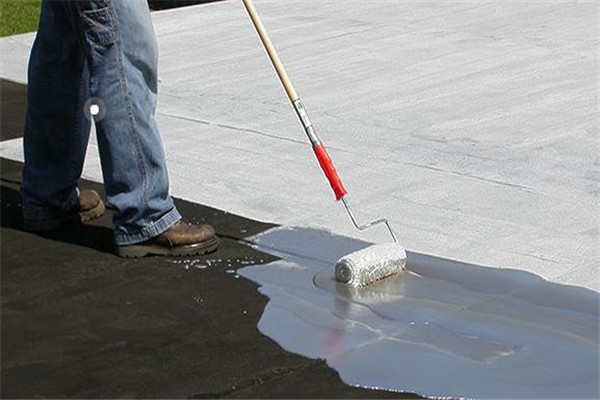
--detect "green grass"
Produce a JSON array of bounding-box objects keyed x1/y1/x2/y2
[
  {"x1": 0, "y1": 0, "x2": 219, "y2": 37},
  {"x1": 0, "y1": 0, "x2": 41, "y2": 37}
]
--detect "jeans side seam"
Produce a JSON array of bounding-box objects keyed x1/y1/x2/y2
[
  {"x1": 106, "y1": 0, "x2": 150, "y2": 219},
  {"x1": 67, "y1": 55, "x2": 86, "y2": 186}
]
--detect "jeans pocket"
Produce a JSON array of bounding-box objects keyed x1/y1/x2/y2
[{"x1": 82, "y1": 7, "x2": 117, "y2": 46}]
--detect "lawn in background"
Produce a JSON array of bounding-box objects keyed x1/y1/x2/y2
[
  {"x1": 0, "y1": 0, "x2": 220, "y2": 37},
  {"x1": 0, "y1": 0, "x2": 41, "y2": 37}
]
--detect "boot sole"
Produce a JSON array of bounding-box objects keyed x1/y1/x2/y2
[
  {"x1": 80, "y1": 200, "x2": 106, "y2": 222},
  {"x1": 116, "y1": 237, "x2": 220, "y2": 259}
]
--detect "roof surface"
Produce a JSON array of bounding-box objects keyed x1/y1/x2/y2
[{"x1": 1, "y1": 0, "x2": 597, "y2": 290}]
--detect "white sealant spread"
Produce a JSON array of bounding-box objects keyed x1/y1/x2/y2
[{"x1": 239, "y1": 227, "x2": 600, "y2": 399}]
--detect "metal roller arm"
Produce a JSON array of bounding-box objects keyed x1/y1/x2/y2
[{"x1": 341, "y1": 197, "x2": 398, "y2": 243}]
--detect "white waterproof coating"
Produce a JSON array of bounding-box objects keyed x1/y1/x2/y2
[{"x1": 335, "y1": 243, "x2": 406, "y2": 287}]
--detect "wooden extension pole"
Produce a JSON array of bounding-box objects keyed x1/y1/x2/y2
[{"x1": 242, "y1": 0, "x2": 299, "y2": 103}]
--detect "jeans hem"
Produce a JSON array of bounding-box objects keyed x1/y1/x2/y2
[
  {"x1": 113, "y1": 207, "x2": 181, "y2": 246},
  {"x1": 22, "y1": 187, "x2": 80, "y2": 220}
]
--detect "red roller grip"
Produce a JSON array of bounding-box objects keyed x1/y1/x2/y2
[{"x1": 313, "y1": 144, "x2": 348, "y2": 201}]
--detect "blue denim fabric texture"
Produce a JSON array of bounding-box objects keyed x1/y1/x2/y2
[{"x1": 22, "y1": 0, "x2": 181, "y2": 245}]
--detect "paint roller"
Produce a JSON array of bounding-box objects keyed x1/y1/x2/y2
[{"x1": 243, "y1": 0, "x2": 406, "y2": 287}]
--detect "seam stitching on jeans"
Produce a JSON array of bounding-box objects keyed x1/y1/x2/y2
[
  {"x1": 107, "y1": 0, "x2": 150, "y2": 219},
  {"x1": 68, "y1": 55, "x2": 86, "y2": 188},
  {"x1": 114, "y1": 207, "x2": 181, "y2": 245}
]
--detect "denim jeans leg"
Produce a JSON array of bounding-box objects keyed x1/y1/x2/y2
[
  {"x1": 63, "y1": 0, "x2": 180, "y2": 245},
  {"x1": 22, "y1": 0, "x2": 91, "y2": 221}
]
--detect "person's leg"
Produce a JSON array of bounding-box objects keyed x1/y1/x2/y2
[
  {"x1": 22, "y1": 0, "x2": 97, "y2": 228},
  {"x1": 24, "y1": 0, "x2": 217, "y2": 257},
  {"x1": 62, "y1": 0, "x2": 182, "y2": 246}
]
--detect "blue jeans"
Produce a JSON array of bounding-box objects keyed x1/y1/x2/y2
[{"x1": 22, "y1": 0, "x2": 181, "y2": 245}]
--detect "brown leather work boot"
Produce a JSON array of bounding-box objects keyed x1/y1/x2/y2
[
  {"x1": 23, "y1": 189, "x2": 106, "y2": 232},
  {"x1": 78, "y1": 189, "x2": 106, "y2": 222},
  {"x1": 116, "y1": 221, "x2": 219, "y2": 258}
]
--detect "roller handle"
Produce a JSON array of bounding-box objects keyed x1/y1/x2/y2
[
  {"x1": 243, "y1": 0, "x2": 347, "y2": 201},
  {"x1": 313, "y1": 144, "x2": 347, "y2": 201},
  {"x1": 242, "y1": 0, "x2": 298, "y2": 102}
]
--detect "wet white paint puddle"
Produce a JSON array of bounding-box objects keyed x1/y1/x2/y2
[{"x1": 238, "y1": 227, "x2": 599, "y2": 399}]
